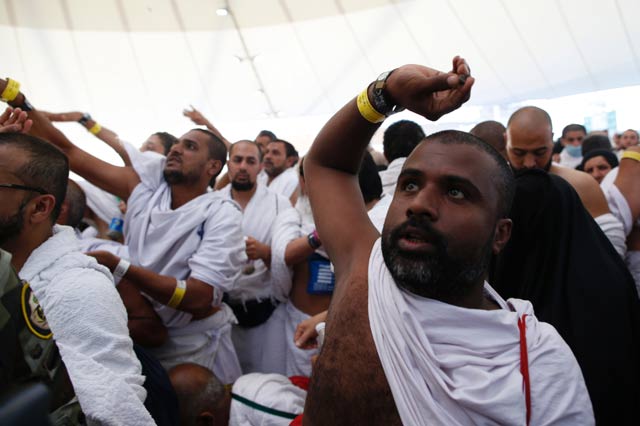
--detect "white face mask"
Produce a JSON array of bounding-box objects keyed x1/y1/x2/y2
[{"x1": 565, "y1": 145, "x2": 582, "y2": 158}]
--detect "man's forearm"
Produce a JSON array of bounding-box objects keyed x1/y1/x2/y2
[
  {"x1": 122, "y1": 263, "x2": 217, "y2": 316},
  {"x1": 80, "y1": 117, "x2": 132, "y2": 166}
]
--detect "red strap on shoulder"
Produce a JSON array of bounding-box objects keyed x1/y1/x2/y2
[
  {"x1": 289, "y1": 376, "x2": 311, "y2": 391},
  {"x1": 290, "y1": 414, "x2": 304, "y2": 426},
  {"x1": 518, "y1": 314, "x2": 531, "y2": 426}
]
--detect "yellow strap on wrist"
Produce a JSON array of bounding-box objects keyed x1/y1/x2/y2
[
  {"x1": 88, "y1": 123, "x2": 102, "y2": 135},
  {"x1": 621, "y1": 150, "x2": 640, "y2": 163},
  {"x1": 167, "y1": 279, "x2": 187, "y2": 309},
  {"x1": 1, "y1": 78, "x2": 20, "y2": 102},
  {"x1": 357, "y1": 87, "x2": 385, "y2": 124}
]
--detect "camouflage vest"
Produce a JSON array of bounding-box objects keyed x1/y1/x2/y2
[{"x1": 0, "y1": 252, "x2": 84, "y2": 425}]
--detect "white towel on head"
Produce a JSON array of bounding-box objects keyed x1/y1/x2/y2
[
  {"x1": 367, "y1": 238, "x2": 594, "y2": 425},
  {"x1": 76, "y1": 180, "x2": 122, "y2": 224}
]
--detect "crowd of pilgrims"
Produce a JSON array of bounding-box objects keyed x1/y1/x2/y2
[{"x1": 0, "y1": 63, "x2": 639, "y2": 426}]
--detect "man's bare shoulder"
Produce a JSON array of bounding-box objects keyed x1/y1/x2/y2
[{"x1": 550, "y1": 164, "x2": 610, "y2": 217}]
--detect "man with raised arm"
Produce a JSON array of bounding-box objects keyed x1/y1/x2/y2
[
  {"x1": 302, "y1": 59, "x2": 593, "y2": 425},
  {"x1": 0, "y1": 78, "x2": 247, "y2": 384}
]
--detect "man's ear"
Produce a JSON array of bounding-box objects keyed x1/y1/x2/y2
[
  {"x1": 207, "y1": 159, "x2": 223, "y2": 178},
  {"x1": 492, "y1": 218, "x2": 512, "y2": 254},
  {"x1": 286, "y1": 157, "x2": 296, "y2": 168},
  {"x1": 28, "y1": 195, "x2": 56, "y2": 225}
]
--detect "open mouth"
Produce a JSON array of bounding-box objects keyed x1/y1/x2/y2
[{"x1": 396, "y1": 227, "x2": 438, "y2": 252}]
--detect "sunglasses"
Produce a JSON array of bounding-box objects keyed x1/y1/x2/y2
[{"x1": 0, "y1": 183, "x2": 48, "y2": 195}]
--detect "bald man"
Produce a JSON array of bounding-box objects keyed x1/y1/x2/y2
[
  {"x1": 470, "y1": 120, "x2": 507, "y2": 159},
  {"x1": 169, "y1": 363, "x2": 306, "y2": 426},
  {"x1": 506, "y1": 106, "x2": 626, "y2": 256}
]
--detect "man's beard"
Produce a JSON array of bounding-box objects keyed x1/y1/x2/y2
[
  {"x1": 0, "y1": 199, "x2": 28, "y2": 246},
  {"x1": 231, "y1": 180, "x2": 255, "y2": 191},
  {"x1": 380, "y1": 216, "x2": 493, "y2": 302},
  {"x1": 163, "y1": 169, "x2": 199, "y2": 185},
  {"x1": 264, "y1": 162, "x2": 284, "y2": 178}
]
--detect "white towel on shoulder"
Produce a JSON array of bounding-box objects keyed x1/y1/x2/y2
[{"x1": 367, "y1": 238, "x2": 593, "y2": 426}]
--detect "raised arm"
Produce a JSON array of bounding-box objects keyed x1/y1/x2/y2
[
  {"x1": 615, "y1": 146, "x2": 640, "y2": 222},
  {"x1": 183, "y1": 105, "x2": 231, "y2": 150},
  {"x1": 43, "y1": 110, "x2": 132, "y2": 166},
  {"x1": 0, "y1": 78, "x2": 140, "y2": 200},
  {"x1": 305, "y1": 59, "x2": 473, "y2": 274}
]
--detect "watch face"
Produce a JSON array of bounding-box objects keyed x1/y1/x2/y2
[{"x1": 21, "y1": 99, "x2": 34, "y2": 112}]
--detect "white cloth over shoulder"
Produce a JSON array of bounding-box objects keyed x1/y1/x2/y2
[
  {"x1": 258, "y1": 167, "x2": 299, "y2": 198},
  {"x1": 218, "y1": 184, "x2": 293, "y2": 302},
  {"x1": 368, "y1": 193, "x2": 392, "y2": 233},
  {"x1": 595, "y1": 213, "x2": 626, "y2": 257},
  {"x1": 367, "y1": 238, "x2": 594, "y2": 426},
  {"x1": 229, "y1": 373, "x2": 306, "y2": 426},
  {"x1": 601, "y1": 166, "x2": 637, "y2": 236},
  {"x1": 124, "y1": 143, "x2": 246, "y2": 327},
  {"x1": 19, "y1": 226, "x2": 154, "y2": 425},
  {"x1": 379, "y1": 157, "x2": 405, "y2": 196}
]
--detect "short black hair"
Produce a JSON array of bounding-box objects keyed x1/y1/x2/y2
[
  {"x1": 0, "y1": 133, "x2": 69, "y2": 222},
  {"x1": 271, "y1": 139, "x2": 298, "y2": 158},
  {"x1": 577, "y1": 149, "x2": 619, "y2": 171},
  {"x1": 358, "y1": 152, "x2": 382, "y2": 204},
  {"x1": 151, "y1": 132, "x2": 178, "y2": 155},
  {"x1": 425, "y1": 130, "x2": 515, "y2": 218},
  {"x1": 64, "y1": 180, "x2": 87, "y2": 228},
  {"x1": 582, "y1": 134, "x2": 612, "y2": 156},
  {"x1": 562, "y1": 124, "x2": 587, "y2": 138},
  {"x1": 191, "y1": 128, "x2": 227, "y2": 168},
  {"x1": 383, "y1": 120, "x2": 426, "y2": 163},
  {"x1": 229, "y1": 140, "x2": 263, "y2": 162},
  {"x1": 257, "y1": 130, "x2": 277, "y2": 141}
]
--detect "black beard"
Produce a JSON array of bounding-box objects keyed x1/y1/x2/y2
[
  {"x1": 380, "y1": 216, "x2": 493, "y2": 302},
  {"x1": 0, "y1": 199, "x2": 28, "y2": 246},
  {"x1": 163, "y1": 169, "x2": 186, "y2": 185},
  {"x1": 231, "y1": 180, "x2": 255, "y2": 191}
]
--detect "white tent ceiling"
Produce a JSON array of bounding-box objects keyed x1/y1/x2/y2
[{"x1": 1, "y1": 0, "x2": 639, "y2": 155}]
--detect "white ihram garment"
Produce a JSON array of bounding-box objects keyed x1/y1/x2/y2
[
  {"x1": 20, "y1": 226, "x2": 154, "y2": 425},
  {"x1": 229, "y1": 373, "x2": 306, "y2": 426},
  {"x1": 367, "y1": 238, "x2": 594, "y2": 426},
  {"x1": 258, "y1": 167, "x2": 299, "y2": 198},
  {"x1": 218, "y1": 184, "x2": 294, "y2": 374},
  {"x1": 378, "y1": 157, "x2": 405, "y2": 196},
  {"x1": 123, "y1": 144, "x2": 246, "y2": 383}
]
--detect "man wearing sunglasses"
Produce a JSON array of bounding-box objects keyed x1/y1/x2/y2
[{"x1": 0, "y1": 126, "x2": 154, "y2": 424}]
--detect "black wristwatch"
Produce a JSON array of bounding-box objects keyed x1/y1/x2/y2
[
  {"x1": 78, "y1": 112, "x2": 92, "y2": 125},
  {"x1": 19, "y1": 98, "x2": 34, "y2": 112},
  {"x1": 371, "y1": 70, "x2": 405, "y2": 117}
]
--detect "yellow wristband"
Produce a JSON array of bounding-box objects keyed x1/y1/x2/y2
[
  {"x1": 621, "y1": 150, "x2": 640, "y2": 163},
  {"x1": 88, "y1": 123, "x2": 102, "y2": 135},
  {"x1": 167, "y1": 279, "x2": 187, "y2": 309},
  {"x1": 1, "y1": 78, "x2": 20, "y2": 102},
  {"x1": 356, "y1": 87, "x2": 385, "y2": 124}
]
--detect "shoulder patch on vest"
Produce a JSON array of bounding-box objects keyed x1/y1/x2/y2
[{"x1": 21, "y1": 282, "x2": 52, "y2": 340}]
